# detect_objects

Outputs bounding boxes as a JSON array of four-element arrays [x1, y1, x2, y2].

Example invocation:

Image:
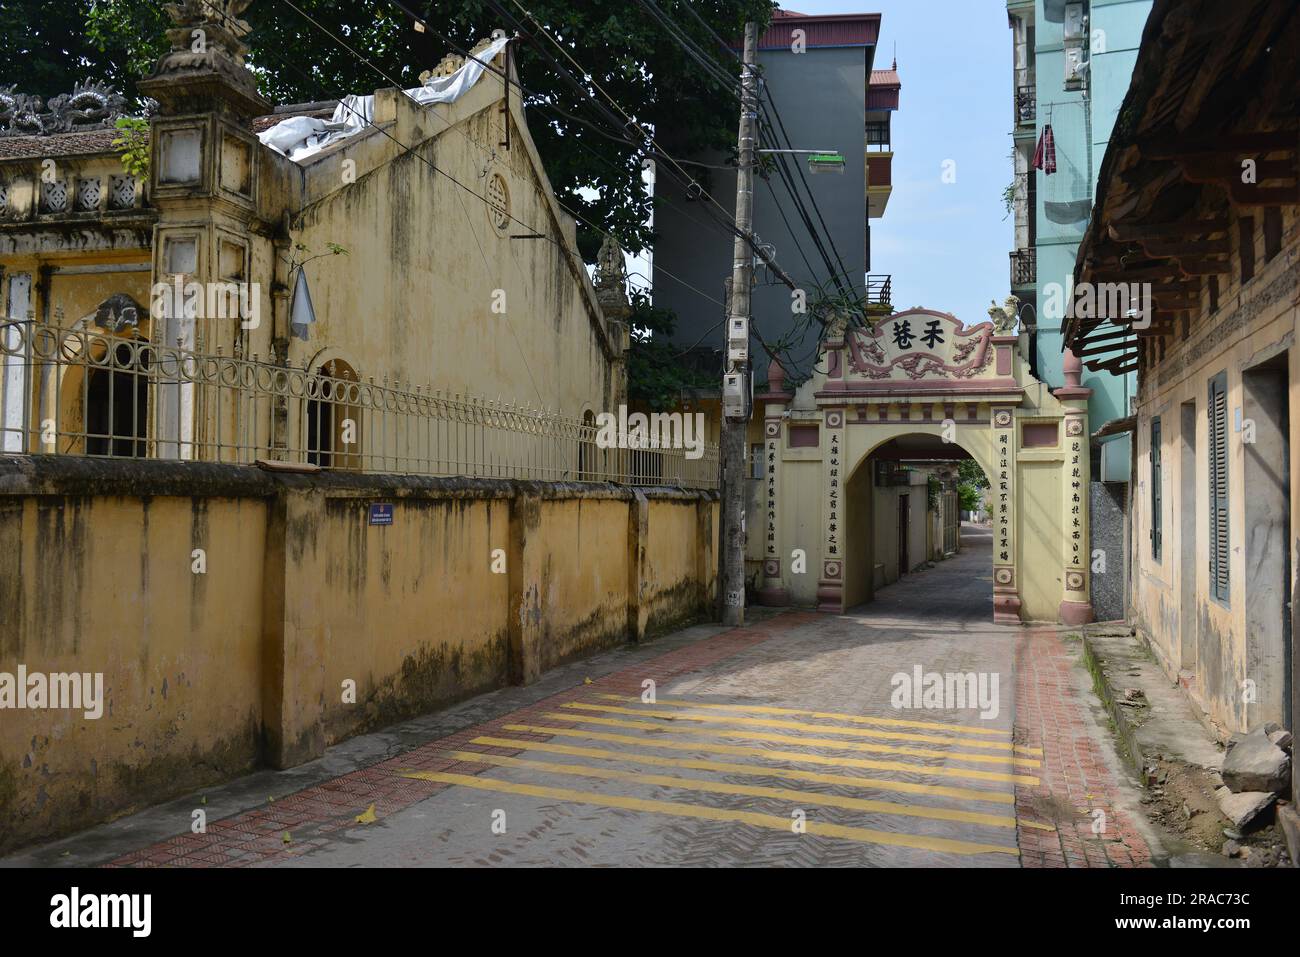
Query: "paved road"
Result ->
[[12, 523, 1155, 868], [269, 525, 1028, 867]]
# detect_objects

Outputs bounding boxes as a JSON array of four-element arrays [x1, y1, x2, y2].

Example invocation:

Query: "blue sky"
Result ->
[[789, 0, 1011, 328]]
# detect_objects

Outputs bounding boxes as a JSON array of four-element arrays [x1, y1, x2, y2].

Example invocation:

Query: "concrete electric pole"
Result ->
[[719, 21, 759, 627]]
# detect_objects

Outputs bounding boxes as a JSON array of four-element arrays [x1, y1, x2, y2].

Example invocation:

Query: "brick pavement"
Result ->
[[1013, 627, 1154, 868]]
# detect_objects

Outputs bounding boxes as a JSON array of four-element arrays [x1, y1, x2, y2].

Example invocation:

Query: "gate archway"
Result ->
[[756, 307, 1093, 625]]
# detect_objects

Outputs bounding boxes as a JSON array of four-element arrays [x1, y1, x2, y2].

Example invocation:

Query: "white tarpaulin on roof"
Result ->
[[258, 35, 511, 163]]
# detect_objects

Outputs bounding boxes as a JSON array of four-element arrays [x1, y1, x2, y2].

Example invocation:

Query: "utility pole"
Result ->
[[719, 21, 758, 627]]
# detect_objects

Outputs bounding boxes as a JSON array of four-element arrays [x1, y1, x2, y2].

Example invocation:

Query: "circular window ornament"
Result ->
[[486, 174, 509, 231]]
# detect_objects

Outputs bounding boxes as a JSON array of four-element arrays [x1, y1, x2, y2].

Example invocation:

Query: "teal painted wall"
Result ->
[[1033, 0, 1151, 441]]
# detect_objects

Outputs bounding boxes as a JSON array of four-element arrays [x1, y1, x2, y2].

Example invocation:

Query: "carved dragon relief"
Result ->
[[0, 81, 129, 137]]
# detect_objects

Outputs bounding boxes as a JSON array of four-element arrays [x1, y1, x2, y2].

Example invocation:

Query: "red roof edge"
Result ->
[[756, 11, 881, 50]]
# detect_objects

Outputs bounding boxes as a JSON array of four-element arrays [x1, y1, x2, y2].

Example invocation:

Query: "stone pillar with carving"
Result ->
[[991, 403, 1021, 623], [137, 0, 271, 457], [820, 310, 849, 392], [593, 233, 631, 409], [756, 359, 792, 605], [817, 405, 846, 612], [1053, 348, 1094, 625]]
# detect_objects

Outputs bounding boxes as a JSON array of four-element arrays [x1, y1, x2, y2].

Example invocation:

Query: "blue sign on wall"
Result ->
[[368, 503, 394, 526]]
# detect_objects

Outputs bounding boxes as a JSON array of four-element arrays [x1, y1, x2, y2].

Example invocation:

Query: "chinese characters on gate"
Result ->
[[1070, 438, 1083, 569], [827, 426, 840, 559], [766, 435, 777, 559], [892, 318, 945, 351], [997, 430, 1011, 564]]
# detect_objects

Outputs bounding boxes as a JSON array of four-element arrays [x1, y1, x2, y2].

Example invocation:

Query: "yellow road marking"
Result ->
[[470, 735, 1015, 804], [564, 701, 1038, 756], [596, 693, 1016, 739], [436, 749, 1018, 829], [540, 711, 1042, 769], [406, 770, 1020, 857], [503, 724, 1040, 786]]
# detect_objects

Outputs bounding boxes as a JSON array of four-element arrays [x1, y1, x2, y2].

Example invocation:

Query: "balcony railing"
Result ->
[[1015, 85, 1035, 125], [865, 119, 891, 150], [866, 274, 892, 310], [1010, 248, 1036, 286]]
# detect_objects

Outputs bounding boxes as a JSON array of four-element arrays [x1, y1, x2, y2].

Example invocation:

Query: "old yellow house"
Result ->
[[1067, 0, 1298, 754], [1, 1, 627, 470]]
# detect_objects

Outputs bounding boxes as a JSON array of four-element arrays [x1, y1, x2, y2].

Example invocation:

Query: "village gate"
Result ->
[[755, 307, 1093, 624]]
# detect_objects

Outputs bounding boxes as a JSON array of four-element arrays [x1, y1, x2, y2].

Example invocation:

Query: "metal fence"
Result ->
[[0, 318, 718, 489]]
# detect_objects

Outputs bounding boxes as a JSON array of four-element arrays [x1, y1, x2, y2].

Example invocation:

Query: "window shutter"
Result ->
[[1208, 374, 1230, 602], [1151, 418, 1162, 560]]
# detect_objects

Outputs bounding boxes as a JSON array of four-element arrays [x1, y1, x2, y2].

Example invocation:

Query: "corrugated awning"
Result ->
[[1092, 415, 1135, 440]]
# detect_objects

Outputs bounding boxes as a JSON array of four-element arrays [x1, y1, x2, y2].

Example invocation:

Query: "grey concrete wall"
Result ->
[[654, 45, 868, 386], [1090, 480, 1127, 621]]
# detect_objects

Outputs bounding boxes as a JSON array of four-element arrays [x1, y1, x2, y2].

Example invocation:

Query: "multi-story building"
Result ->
[[1006, 0, 1152, 618], [655, 9, 898, 388]]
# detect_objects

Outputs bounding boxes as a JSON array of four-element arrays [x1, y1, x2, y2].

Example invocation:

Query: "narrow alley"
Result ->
[[3, 527, 1152, 869]]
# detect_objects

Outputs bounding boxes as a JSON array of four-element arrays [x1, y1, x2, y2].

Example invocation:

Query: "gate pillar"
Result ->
[[758, 361, 792, 605], [816, 406, 846, 612], [991, 399, 1022, 623], [1054, 349, 1094, 625]]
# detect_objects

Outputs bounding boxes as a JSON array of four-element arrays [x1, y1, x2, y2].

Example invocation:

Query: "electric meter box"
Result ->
[[722, 371, 746, 418], [727, 316, 749, 365]]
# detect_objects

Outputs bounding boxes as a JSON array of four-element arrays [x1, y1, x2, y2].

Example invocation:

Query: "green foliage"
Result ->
[[625, 288, 714, 410], [1001, 180, 1016, 220], [27, 1, 776, 263], [957, 458, 988, 512], [927, 474, 941, 512], [0, 1, 161, 105], [111, 116, 150, 177]]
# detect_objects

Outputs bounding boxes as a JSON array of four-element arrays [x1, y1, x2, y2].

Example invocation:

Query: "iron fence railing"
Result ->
[[0, 318, 718, 489]]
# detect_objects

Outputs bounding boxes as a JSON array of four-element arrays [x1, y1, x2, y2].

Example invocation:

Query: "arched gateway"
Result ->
[[755, 307, 1093, 625]]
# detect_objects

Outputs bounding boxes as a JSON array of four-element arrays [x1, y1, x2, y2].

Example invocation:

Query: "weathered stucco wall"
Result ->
[[0, 457, 717, 853], [1131, 206, 1300, 735], [0, 472, 267, 854]]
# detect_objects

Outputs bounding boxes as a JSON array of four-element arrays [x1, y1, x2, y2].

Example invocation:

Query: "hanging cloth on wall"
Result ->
[[1032, 123, 1057, 175]]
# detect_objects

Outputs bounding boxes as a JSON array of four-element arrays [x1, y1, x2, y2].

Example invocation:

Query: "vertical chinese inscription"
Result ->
[[765, 425, 778, 560], [825, 409, 843, 562], [1069, 434, 1083, 570], [993, 407, 1014, 566]]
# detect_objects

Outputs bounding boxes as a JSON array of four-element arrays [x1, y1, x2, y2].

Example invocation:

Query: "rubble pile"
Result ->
[[1214, 723, 1293, 865]]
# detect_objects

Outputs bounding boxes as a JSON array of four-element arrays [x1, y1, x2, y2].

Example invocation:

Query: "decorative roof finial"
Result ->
[[139, 0, 269, 121], [594, 233, 631, 321]]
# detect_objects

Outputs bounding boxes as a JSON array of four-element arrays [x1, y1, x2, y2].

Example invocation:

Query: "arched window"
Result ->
[[306, 358, 361, 469], [84, 341, 149, 457], [578, 409, 597, 480]]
